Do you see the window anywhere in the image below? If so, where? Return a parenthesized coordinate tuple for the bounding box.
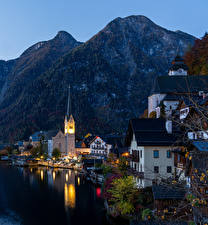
(140, 150, 142, 158)
(154, 166, 159, 173)
(134, 163, 137, 171)
(167, 150, 171, 158)
(167, 166, 172, 173)
(140, 164, 142, 172)
(153, 150, 159, 158)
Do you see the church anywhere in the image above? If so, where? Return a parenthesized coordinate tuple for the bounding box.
(52, 85, 76, 157)
(148, 55, 208, 118)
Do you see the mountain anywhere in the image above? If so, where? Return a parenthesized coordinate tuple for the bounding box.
(0, 15, 196, 142)
(0, 31, 82, 106)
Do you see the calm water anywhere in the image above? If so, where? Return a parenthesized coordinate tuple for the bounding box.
(0, 162, 110, 225)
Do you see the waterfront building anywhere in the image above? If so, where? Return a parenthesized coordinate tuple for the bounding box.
(53, 85, 76, 157)
(125, 118, 177, 188)
(89, 136, 112, 156)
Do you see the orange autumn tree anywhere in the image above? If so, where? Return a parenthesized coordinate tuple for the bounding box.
(185, 33, 208, 75)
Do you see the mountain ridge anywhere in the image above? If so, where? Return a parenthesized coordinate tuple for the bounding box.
(0, 15, 196, 142)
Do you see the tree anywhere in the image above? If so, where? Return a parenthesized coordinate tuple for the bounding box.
(118, 157, 128, 176)
(149, 111, 156, 118)
(100, 164, 112, 177)
(52, 148, 61, 160)
(107, 176, 138, 216)
(141, 208, 152, 220)
(5, 146, 14, 155)
(30, 146, 40, 158)
(107, 152, 116, 163)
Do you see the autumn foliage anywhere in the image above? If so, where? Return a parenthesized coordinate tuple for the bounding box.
(185, 33, 208, 75)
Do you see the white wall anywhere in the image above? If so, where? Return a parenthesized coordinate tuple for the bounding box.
(148, 94, 166, 116)
(163, 100, 179, 117)
(143, 146, 174, 187)
(90, 137, 111, 155)
(168, 69, 187, 76)
(188, 131, 208, 140)
(48, 140, 53, 157)
(129, 136, 174, 188)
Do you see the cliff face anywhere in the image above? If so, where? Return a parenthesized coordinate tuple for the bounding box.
(0, 16, 195, 142)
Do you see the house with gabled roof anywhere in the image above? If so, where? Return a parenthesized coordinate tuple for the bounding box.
(125, 118, 179, 188)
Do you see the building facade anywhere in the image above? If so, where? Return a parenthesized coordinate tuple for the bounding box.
(52, 86, 76, 157)
(126, 118, 177, 188)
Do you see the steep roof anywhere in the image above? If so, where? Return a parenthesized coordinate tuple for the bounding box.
(130, 118, 166, 132)
(192, 141, 208, 152)
(152, 185, 186, 200)
(135, 132, 177, 146)
(152, 75, 208, 94)
(125, 118, 178, 147)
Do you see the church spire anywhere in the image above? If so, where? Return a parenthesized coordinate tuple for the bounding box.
(65, 84, 75, 135)
(66, 84, 71, 117)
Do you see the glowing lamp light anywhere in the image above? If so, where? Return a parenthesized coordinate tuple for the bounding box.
(96, 187, 101, 198)
(69, 129, 74, 134)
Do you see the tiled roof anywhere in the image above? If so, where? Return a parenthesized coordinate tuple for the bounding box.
(125, 118, 179, 147)
(130, 118, 166, 133)
(135, 132, 177, 146)
(152, 185, 186, 200)
(193, 141, 208, 152)
(152, 75, 208, 94)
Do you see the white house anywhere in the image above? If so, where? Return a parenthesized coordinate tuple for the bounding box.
(126, 118, 177, 188)
(89, 136, 112, 156)
(148, 55, 208, 118)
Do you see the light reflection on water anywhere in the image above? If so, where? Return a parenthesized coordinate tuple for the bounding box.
(0, 163, 109, 225)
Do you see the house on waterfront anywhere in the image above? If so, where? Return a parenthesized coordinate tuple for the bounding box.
(89, 136, 112, 156)
(125, 118, 178, 188)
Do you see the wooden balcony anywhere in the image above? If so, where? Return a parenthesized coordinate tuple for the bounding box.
(177, 162, 185, 170)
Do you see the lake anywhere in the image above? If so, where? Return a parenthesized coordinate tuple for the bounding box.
(0, 162, 110, 225)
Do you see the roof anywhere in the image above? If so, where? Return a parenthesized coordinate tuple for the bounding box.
(125, 118, 179, 147)
(169, 63, 188, 71)
(31, 130, 58, 142)
(152, 75, 208, 94)
(44, 130, 58, 140)
(163, 94, 180, 101)
(135, 132, 177, 146)
(192, 141, 208, 152)
(152, 185, 186, 200)
(130, 118, 166, 133)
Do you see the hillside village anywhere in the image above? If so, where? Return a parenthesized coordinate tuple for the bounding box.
(1, 54, 208, 224)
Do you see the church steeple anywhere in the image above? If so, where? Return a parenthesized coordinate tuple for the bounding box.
(65, 85, 75, 135)
(168, 55, 188, 76)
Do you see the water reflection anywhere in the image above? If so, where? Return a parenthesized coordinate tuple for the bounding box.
(0, 163, 109, 225)
(77, 176, 80, 186)
(65, 173, 68, 182)
(64, 183, 76, 209)
(53, 171, 56, 181)
(40, 170, 44, 181)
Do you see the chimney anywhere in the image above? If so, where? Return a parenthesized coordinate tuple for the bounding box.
(166, 120, 172, 134)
